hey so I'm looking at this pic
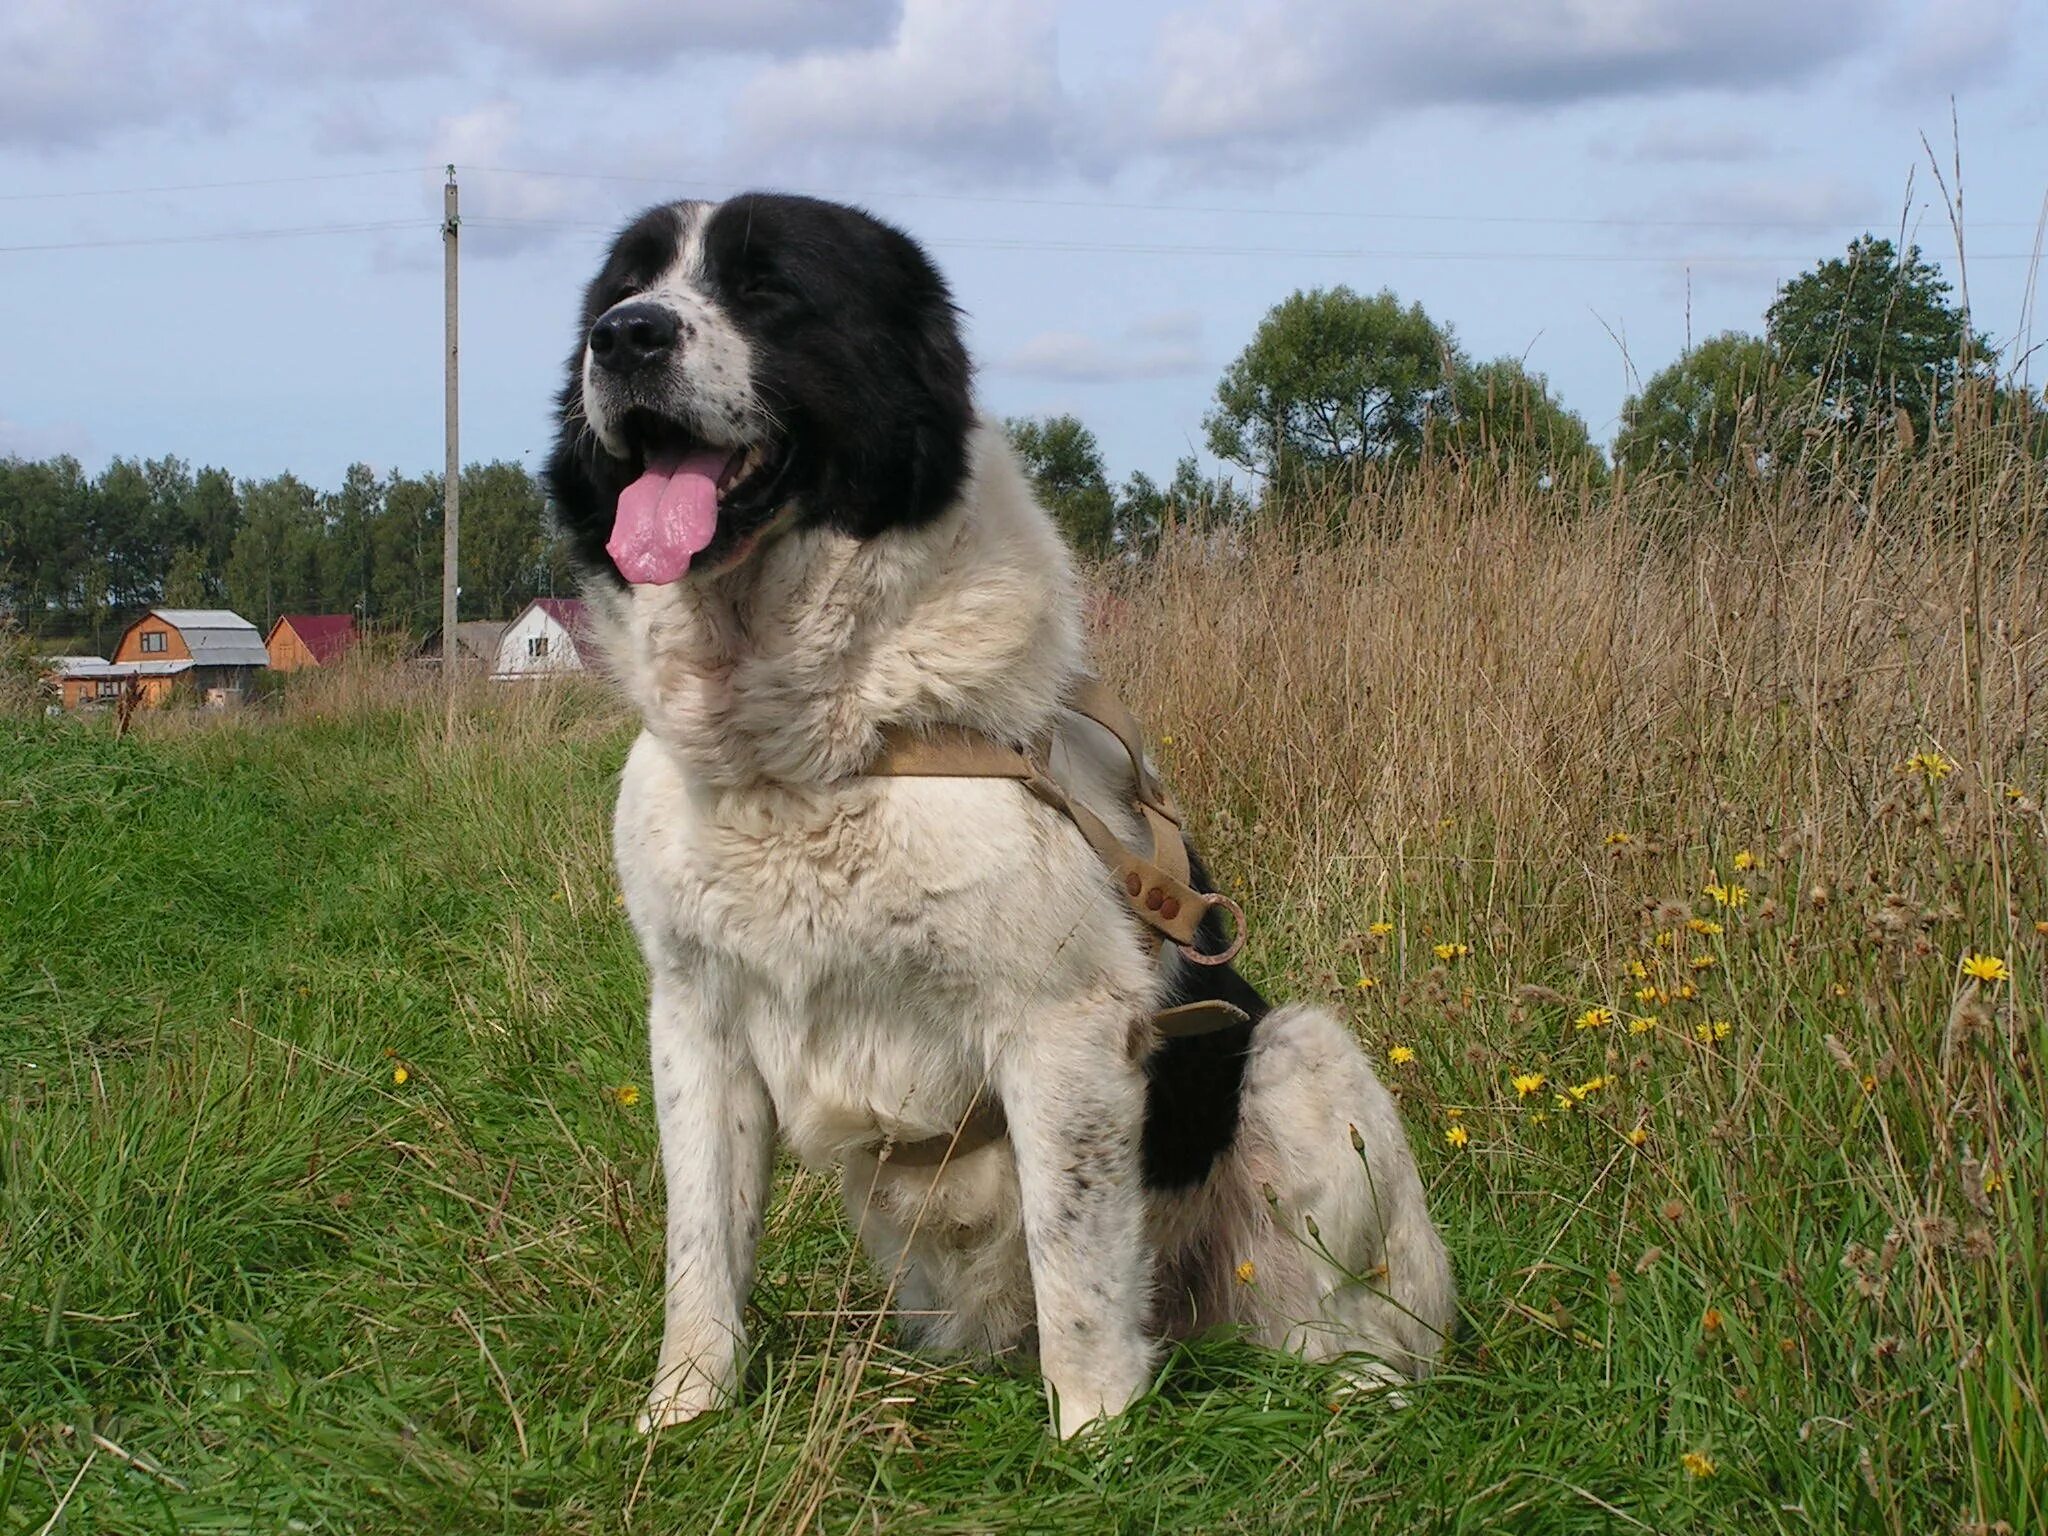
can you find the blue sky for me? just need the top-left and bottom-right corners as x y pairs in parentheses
(3, 0), (2043, 493)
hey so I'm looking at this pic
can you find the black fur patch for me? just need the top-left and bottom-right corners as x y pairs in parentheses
(545, 193), (974, 584)
(1140, 846), (1266, 1191)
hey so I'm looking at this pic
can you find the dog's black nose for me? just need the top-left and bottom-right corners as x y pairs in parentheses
(589, 302), (679, 372)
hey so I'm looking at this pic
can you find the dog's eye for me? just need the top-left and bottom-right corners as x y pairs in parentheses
(739, 269), (798, 306)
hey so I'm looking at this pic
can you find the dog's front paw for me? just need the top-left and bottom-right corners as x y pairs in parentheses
(636, 1378), (723, 1434)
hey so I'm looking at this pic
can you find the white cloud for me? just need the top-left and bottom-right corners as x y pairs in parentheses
(733, 0), (1077, 178)
(1889, 0), (2019, 92)
(1623, 120), (1773, 165)
(0, 0), (247, 148)
(460, 0), (895, 68)
(1000, 312), (1204, 382)
(1147, 0), (1876, 163)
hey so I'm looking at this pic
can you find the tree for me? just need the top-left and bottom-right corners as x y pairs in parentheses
(226, 474), (323, 630)
(372, 472), (443, 634)
(1442, 357), (1606, 483)
(459, 461), (567, 619)
(1004, 415), (1117, 558)
(1205, 286), (1458, 490)
(1765, 236), (1993, 448)
(1615, 332), (1779, 477)
(321, 463), (385, 619)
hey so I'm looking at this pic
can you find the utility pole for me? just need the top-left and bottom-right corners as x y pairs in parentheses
(441, 164), (461, 734)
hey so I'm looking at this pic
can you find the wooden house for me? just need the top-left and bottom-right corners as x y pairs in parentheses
(42, 657), (117, 710)
(416, 620), (507, 671)
(103, 608), (269, 707)
(264, 614), (359, 673)
(493, 598), (593, 680)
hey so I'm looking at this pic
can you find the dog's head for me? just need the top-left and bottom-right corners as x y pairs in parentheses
(547, 194), (974, 585)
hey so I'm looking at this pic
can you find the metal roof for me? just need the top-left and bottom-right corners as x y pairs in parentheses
(40, 656), (109, 676)
(270, 613), (359, 664)
(66, 660), (195, 679)
(144, 608), (270, 667)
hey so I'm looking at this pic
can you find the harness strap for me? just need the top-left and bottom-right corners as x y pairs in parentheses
(864, 683), (1254, 1169)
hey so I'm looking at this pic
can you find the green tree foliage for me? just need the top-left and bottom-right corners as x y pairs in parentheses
(1615, 332), (1779, 477)
(1441, 357), (1607, 483)
(1765, 235), (1994, 446)
(0, 453), (564, 643)
(1205, 286), (1457, 488)
(1005, 415), (1117, 558)
(460, 461), (572, 620)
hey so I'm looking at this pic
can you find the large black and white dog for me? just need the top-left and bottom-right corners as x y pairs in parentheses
(548, 194), (1454, 1438)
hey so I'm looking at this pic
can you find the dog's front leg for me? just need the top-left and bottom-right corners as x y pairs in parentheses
(639, 976), (775, 1432)
(996, 999), (1154, 1438)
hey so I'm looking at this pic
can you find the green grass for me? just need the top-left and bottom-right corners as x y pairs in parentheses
(3, 687), (2041, 1534)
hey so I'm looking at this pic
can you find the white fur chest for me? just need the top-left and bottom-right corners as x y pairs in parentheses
(614, 732), (1138, 1164)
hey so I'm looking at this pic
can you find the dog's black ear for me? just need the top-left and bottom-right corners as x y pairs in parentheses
(826, 228), (974, 541)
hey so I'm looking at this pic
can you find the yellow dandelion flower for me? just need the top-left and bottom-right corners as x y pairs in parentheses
(612, 1084), (642, 1107)
(1354, 975), (1379, 990)
(1511, 1071), (1547, 1098)
(1903, 751), (1953, 780)
(1628, 959), (1650, 980)
(1713, 1020), (1731, 1040)
(1702, 1307), (1723, 1334)
(1654, 929), (1674, 949)
(1732, 849), (1758, 871)
(1681, 1451), (1717, 1479)
(1984, 1167), (2004, 1193)
(2035, 921), (2048, 937)
(1235, 1260), (1256, 1284)
(392, 1065), (409, 1085)
(1387, 1045), (1415, 1066)
(1830, 982), (1852, 998)
(1673, 982), (1698, 1001)
(1553, 1093), (1575, 1112)
(1572, 1076), (1607, 1097)
(550, 890), (564, 902)
(1444, 1106), (1465, 1119)
(1628, 1015), (1658, 1035)
(1369, 920), (1395, 937)
(1635, 984), (1662, 1005)
(1704, 881), (1750, 909)
(1625, 1127), (1649, 1147)
(1444, 1123), (1470, 1149)
(1690, 954), (1717, 972)
(1686, 918), (1723, 936)
(1860, 1074), (1877, 1094)
(1960, 953), (2010, 984)
(1604, 830), (1634, 846)
(1574, 1007), (1614, 1031)
(1434, 942), (1470, 962)
(1159, 734), (1174, 747)
(612, 892), (626, 907)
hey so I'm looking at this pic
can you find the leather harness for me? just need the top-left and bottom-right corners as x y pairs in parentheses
(861, 678), (1252, 1166)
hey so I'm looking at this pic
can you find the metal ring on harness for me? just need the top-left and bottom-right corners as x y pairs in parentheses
(1179, 892), (1246, 967)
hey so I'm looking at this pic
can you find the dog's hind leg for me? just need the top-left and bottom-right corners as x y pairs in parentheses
(639, 976), (778, 1432)
(1224, 1003), (1456, 1387)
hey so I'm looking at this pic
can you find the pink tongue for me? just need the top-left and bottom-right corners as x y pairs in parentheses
(607, 449), (728, 584)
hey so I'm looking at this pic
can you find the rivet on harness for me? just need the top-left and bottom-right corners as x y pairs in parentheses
(862, 677), (1253, 1166)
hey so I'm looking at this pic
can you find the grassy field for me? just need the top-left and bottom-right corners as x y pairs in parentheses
(5, 459), (2046, 1532)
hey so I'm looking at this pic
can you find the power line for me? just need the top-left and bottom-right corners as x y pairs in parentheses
(0, 219), (432, 254)
(457, 215), (2046, 264)
(0, 168), (436, 202)
(460, 163), (2046, 233)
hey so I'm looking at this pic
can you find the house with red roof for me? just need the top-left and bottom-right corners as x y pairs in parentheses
(264, 614), (360, 673)
(493, 597), (596, 680)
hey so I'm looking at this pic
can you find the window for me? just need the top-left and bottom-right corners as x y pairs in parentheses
(528, 635), (550, 659)
(96, 678), (120, 699)
(140, 630), (166, 653)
